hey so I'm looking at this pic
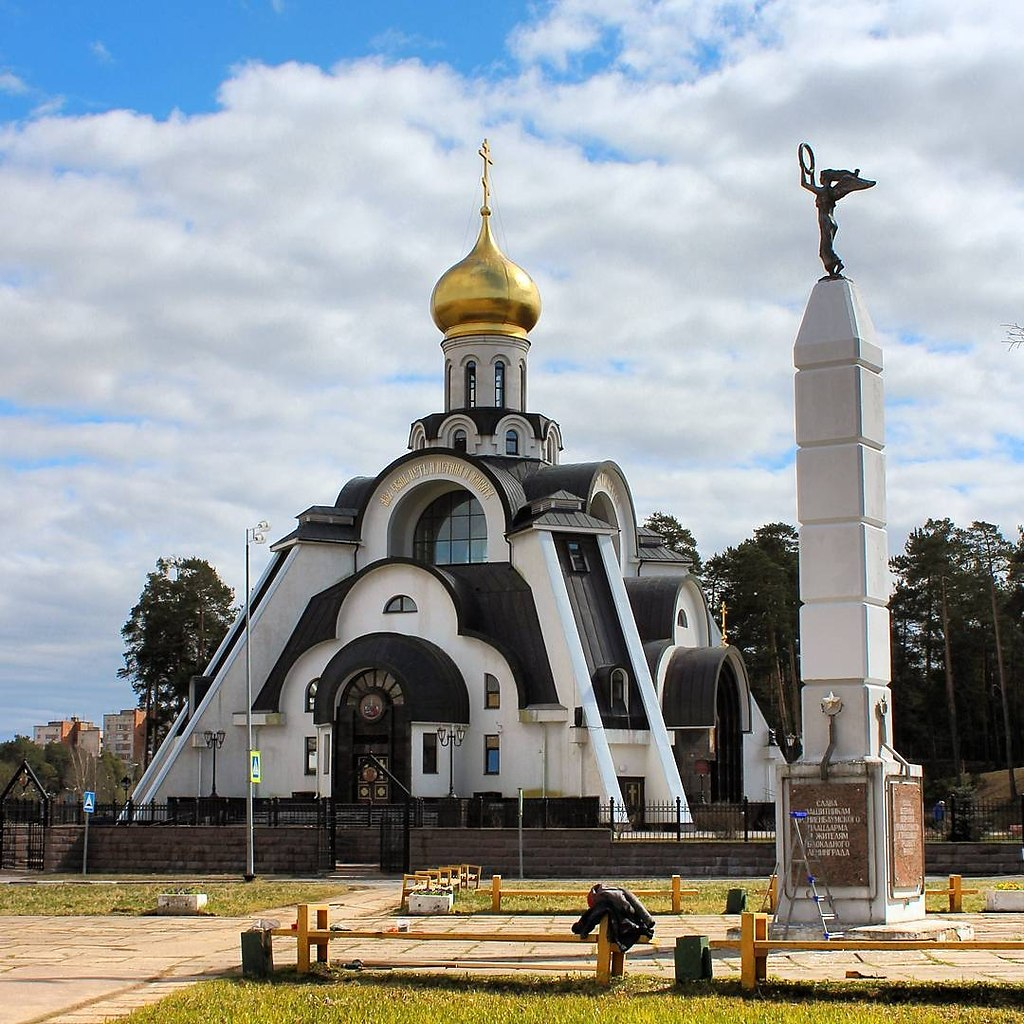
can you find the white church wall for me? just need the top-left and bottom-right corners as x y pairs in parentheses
(674, 579), (710, 647)
(743, 698), (783, 802)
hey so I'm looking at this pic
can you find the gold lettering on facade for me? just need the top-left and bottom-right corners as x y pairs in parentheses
(378, 459), (497, 507)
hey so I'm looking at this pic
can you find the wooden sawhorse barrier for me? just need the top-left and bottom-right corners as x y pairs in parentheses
(271, 903), (649, 985)
(712, 912), (1024, 990)
(489, 874), (696, 913)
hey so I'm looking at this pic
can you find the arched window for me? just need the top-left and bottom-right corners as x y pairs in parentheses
(413, 489), (487, 565)
(465, 361), (477, 408)
(384, 595), (417, 613)
(416, 436), (426, 450)
(445, 363), (452, 413)
(304, 678), (319, 714)
(519, 360), (526, 409)
(505, 429), (519, 456)
(610, 668), (629, 712)
(677, 608), (689, 628)
(494, 361), (506, 407)
(484, 673), (500, 709)
(453, 429), (468, 453)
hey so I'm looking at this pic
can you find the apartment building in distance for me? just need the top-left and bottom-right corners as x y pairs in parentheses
(102, 708), (147, 768)
(32, 717), (102, 758)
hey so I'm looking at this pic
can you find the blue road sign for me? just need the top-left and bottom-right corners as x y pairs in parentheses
(83, 791), (96, 814)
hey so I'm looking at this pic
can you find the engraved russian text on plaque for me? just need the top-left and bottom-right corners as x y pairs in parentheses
(789, 782), (869, 887)
(888, 778), (924, 892)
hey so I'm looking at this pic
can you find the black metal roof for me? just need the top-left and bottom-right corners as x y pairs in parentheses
(413, 408), (555, 441)
(254, 557), (557, 713)
(312, 632), (469, 726)
(624, 575), (688, 643)
(661, 645), (752, 731)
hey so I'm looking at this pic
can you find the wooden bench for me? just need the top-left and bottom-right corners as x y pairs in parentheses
(271, 903), (650, 984)
(712, 912), (1024, 990)
(401, 864), (481, 906)
(490, 874), (696, 913)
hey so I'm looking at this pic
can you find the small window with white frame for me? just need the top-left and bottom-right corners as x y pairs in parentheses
(484, 734), (500, 775)
(304, 736), (317, 776)
(384, 595), (417, 613)
(305, 678), (319, 714)
(610, 668), (629, 712)
(484, 673), (500, 709)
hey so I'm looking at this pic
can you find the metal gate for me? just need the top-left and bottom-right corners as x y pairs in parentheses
(0, 762), (50, 872)
(379, 802), (410, 873)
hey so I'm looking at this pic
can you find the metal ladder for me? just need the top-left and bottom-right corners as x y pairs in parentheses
(777, 810), (838, 938)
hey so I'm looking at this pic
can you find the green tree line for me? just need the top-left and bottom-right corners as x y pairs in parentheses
(645, 513), (1024, 792)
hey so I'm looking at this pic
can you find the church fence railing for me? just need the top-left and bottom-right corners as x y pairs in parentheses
(38, 793), (1024, 842)
(601, 798), (777, 842)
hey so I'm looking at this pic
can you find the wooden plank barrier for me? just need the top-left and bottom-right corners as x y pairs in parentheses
(711, 912), (1024, 991)
(762, 873), (976, 916)
(270, 903), (649, 985)
(923, 874), (980, 913)
(489, 874), (696, 913)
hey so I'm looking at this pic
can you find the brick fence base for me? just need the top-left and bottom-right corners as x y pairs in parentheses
(9, 824), (1020, 877)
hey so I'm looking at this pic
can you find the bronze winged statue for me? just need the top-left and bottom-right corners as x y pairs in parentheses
(799, 143), (875, 277)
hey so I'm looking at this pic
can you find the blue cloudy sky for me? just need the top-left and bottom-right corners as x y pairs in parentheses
(2, 0), (1022, 740)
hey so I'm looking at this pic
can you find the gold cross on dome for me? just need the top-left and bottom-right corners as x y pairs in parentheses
(720, 600), (728, 646)
(479, 138), (493, 213)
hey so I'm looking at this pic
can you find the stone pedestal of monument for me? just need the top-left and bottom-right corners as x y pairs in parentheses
(777, 277), (925, 929)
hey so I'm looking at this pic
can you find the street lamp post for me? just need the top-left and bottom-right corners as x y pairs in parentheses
(203, 729), (226, 797)
(244, 519), (269, 882)
(120, 774), (131, 805)
(436, 724), (466, 798)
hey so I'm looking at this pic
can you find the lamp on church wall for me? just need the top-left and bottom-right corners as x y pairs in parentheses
(437, 724), (466, 798)
(244, 519), (269, 881)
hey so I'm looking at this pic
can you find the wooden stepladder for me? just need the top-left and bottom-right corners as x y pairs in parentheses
(777, 810), (838, 938)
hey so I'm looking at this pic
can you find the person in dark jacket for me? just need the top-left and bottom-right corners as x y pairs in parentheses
(571, 883), (655, 952)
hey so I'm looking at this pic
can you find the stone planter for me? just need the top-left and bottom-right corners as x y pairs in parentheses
(984, 889), (1024, 912)
(407, 891), (453, 915)
(157, 892), (208, 915)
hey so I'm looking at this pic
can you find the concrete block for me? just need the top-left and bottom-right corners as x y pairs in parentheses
(794, 278), (883, 371)
(795, 364), (885, 448)
(799, 523), (891, 602)
(799, 602), (891, 683)
(796, 444), (886, 525)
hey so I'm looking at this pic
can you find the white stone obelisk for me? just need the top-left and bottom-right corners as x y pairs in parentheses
(776, 276), (925, 929)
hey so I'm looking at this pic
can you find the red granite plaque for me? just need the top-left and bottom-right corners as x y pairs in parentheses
(788, 782), (869, 887)
(889, 778), (924, 893)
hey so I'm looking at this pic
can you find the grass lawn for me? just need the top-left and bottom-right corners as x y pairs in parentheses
(0, 878), (349, 916)
(121, 975), (1024, 1023)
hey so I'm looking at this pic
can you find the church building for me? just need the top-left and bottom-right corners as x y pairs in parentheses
(133, 144), (778, 821)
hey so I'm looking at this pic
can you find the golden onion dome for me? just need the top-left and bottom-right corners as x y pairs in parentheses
(430, 141), (541, 340)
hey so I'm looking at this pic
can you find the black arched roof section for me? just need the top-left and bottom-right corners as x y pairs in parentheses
(624, 575), (688, 643)
(413, 408), (553, 441)
(312, 632), (469, 727)
(662, 645), (752, 732)
(253, 557), (557, 713)
(350, 448), (520, 538)
(335, 475), (377, 512)
(520, 459), (639, 532)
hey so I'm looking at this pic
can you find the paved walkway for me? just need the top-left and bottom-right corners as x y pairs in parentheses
(1, 879), (1022, 1024)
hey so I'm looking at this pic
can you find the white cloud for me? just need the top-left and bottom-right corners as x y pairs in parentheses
(2, 1), (1024, 738)
(0, 70), (28, 94)
(90, 40), (114, 65)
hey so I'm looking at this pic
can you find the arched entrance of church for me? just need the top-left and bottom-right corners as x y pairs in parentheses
(312, 632), (471, 804)
(661, 645), (752, 804)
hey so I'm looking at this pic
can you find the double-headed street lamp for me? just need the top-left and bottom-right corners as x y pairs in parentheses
(203, 729), (226, 797)
(436, 724), (466, 798)
(244, 519), (269, 882)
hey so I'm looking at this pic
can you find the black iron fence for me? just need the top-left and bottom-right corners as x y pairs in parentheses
(601, 798), (776, 841)
(20, 793), (1024, 842)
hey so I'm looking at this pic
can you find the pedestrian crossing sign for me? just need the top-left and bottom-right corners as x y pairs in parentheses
(250, 750), (262, 784)
(83, 791), (96, 814)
